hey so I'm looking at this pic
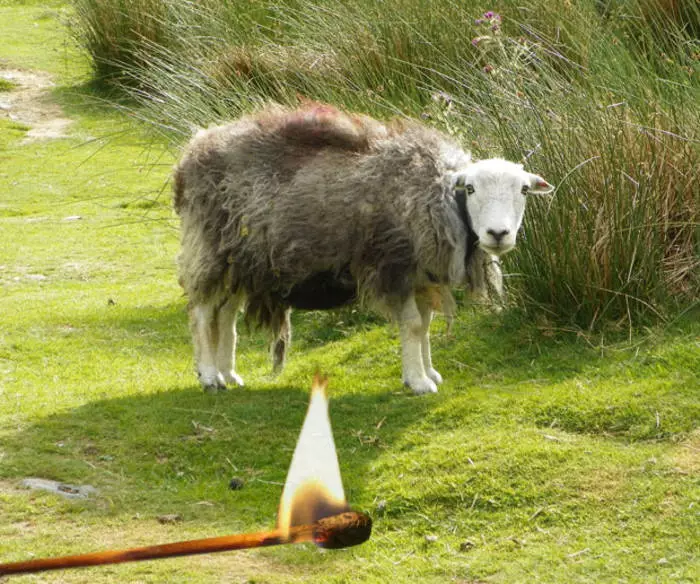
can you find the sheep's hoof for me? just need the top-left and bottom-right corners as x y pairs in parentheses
(271, 361), (286, 377)
(404, 376), (438, 395)
(222, 370), (245, 387)
(426, 368), (443, 385)
(199, 370), (227, 393)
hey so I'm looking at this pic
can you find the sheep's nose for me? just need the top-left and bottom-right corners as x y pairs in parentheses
(487, 228), (510, 243)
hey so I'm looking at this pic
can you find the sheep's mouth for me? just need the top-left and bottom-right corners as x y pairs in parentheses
(479, 241), (514, 256)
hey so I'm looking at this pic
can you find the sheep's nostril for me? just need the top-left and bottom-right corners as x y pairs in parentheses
(487, 229), (510, 243)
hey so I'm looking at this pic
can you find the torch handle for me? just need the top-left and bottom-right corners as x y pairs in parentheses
(0, 526), (313, 576)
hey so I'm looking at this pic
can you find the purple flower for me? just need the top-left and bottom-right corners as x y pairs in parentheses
(431, 90), (453, 105)
(475, 18), (483, 25)
(483, 11), (494, 19)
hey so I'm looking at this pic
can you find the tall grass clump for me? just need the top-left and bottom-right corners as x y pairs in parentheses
(71, 0), (236, 84)
(71, 0), (700, 330)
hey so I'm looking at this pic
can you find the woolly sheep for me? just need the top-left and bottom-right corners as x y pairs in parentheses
(173, 104), (554, 394)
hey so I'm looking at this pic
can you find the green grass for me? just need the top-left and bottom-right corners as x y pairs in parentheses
(0, 78), (18, 91)
(0, 1), (85, 82)
(1, 2), (699, 583)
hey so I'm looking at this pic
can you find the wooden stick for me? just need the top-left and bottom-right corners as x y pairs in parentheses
(0, 511), (371, 577)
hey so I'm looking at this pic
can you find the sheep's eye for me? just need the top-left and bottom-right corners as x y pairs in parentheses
(521, 185), (529, 195)
(466, 184), (475, 195)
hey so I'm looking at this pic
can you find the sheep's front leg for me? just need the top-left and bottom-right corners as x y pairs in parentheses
(216, 295), (244, 387)
(396, 295), (438, 395)
(191, 301), (226, 392)
(416, 299), (443, 385)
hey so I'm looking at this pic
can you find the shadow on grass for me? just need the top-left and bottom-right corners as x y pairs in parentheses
(51, 80), (184, 149)
(0, 380), (437, 526)
(51, 79), (137, 120)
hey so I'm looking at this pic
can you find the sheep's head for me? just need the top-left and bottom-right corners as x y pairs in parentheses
(452, 159), (554, 256)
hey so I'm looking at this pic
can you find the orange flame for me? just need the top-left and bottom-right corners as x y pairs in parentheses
(277, 374), (349, 540)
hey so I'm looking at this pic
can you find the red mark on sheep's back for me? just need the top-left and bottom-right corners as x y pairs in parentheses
(279, 106), (370, 152)
(255, 103), (379, 153)
(302, 103), (340, 117)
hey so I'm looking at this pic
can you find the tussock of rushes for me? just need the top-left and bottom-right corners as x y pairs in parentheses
(70, 0), (700, 329)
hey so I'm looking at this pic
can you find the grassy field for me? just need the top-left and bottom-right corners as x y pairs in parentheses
(1, 2), (699, 583)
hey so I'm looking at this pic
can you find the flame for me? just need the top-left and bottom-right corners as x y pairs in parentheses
(277, 374), (348, 539)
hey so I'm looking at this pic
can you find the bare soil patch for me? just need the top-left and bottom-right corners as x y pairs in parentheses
(0, 68), (73, 141)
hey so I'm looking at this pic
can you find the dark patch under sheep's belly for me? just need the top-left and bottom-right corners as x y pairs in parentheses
(283, 270), (357, 310)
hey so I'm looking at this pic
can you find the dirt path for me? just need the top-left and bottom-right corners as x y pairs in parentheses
(0, 68), (73, 141)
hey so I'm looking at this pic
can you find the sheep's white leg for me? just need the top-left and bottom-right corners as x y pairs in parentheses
(216, 295), (244, 387)
(191, 301), (226, 392)
(396, 295), (438, 395)
(271, 307), (292, 374)
(416, 299), (443, 385)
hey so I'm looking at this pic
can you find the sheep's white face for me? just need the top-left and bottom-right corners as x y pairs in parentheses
(453, 159), (554, 256)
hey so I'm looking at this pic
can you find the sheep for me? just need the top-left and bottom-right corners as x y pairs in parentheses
(173, 104), (554, 394)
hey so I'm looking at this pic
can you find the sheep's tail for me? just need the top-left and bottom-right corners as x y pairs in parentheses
(173, 164), (186, 214)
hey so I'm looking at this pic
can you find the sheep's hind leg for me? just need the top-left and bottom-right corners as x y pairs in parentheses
(395, 295), (438, 395)
(416, 299), (443, 385)
(191, 300), (227, 392)
(216, 294), (245, 387)
(270, 307), (292, 374)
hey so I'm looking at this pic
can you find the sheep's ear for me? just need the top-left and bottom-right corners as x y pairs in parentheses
(527, 173), (554, 194)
